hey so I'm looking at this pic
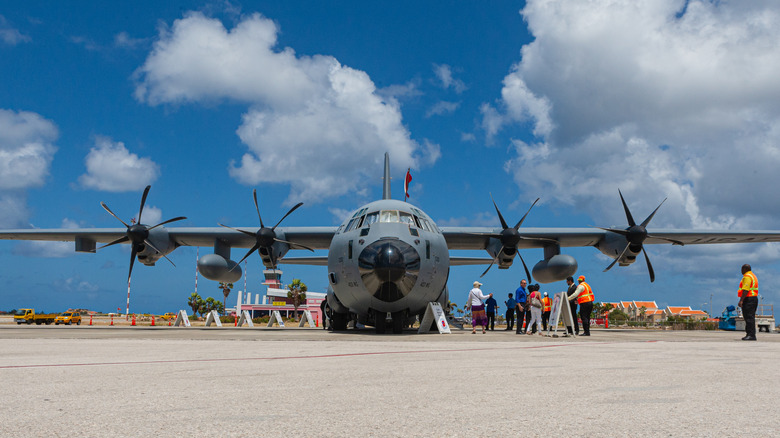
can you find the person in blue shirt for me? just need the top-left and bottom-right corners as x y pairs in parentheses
(485, 295), (498, 331)
(514, 279), (528, 334)
(504, 293), (517, 331)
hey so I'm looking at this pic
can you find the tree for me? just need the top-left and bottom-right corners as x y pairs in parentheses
(218, 282), (233, 315)
(639, 306), (647, 322)
(287, 279), (308, 321)
(188, 293), (203, 317)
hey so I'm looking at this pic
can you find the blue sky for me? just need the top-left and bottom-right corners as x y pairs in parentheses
(2, 1), (780, 316)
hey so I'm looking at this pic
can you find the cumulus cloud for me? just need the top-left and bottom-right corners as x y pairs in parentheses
(0, 15), (30, 45)
(78, 137), (160, 192)
(0, 109), (58, 228)
(134, 11), (436, 204)
(485, 0), (780, 231)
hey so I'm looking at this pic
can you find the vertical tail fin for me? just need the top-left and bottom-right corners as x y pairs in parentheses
(382, 152), (391, 200)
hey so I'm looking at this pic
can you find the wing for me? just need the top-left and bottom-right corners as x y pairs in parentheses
(441, 227), (780, 250)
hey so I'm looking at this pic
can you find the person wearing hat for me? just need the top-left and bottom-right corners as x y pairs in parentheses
(567, 275), (595, 336)
(466, 281), (493, 334)
(541, 291), (552, 331)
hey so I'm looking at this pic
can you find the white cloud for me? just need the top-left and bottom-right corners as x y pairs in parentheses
(0, 15), (30, 45)
(134, 11), (435, 204)
(433, 64), (466, 94)
(78, 137), (160, 192)
(0, 109), (58, 190)
(426, 101), (460, 118)
(0, 193), (30, 228)
(487, 0), (780, 232)
(139, 205), (162, 226)
(114, 31), (148, 49)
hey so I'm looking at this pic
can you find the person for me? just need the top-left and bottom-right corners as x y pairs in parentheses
(485, 294), (498, 331)
(738, 264), (758, 341)
(541, 292), (552, 331)
(567, 275), (594, 336)
(515, 279), (528, 334)
(467, 281), (493, 334)
(565, 276), (580, 335)
(504, 293), (516, 331)
(526, 284), (544, 335)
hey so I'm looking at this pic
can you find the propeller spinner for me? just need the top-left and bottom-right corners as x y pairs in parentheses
(598, 189), (683, 282)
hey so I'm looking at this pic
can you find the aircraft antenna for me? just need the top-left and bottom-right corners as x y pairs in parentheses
(382, 152), (391, 200)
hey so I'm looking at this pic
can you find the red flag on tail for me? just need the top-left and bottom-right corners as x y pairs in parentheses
(404, 168), (412, 200)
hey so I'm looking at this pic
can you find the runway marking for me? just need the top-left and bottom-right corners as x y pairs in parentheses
(0, 341), (638, 370)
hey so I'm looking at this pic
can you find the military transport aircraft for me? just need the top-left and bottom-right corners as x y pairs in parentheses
(3, 153), (780, 333)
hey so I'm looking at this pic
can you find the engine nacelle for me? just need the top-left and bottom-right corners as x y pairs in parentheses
(532, 254), (578, 284)
(197, 254), (242, 283)
(136, 227), (176, 266)
(596, 232), (639, 266)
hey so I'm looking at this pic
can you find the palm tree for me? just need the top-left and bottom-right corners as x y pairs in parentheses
(287, 279), (308, 321)
(218, 282), (233, 315)
(187, 292), (202, 318)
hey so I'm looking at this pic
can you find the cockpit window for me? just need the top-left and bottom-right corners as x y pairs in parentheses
(418, 218), (432, 232)
(364, 212), (379, 226)
(399, 212), (414, 225)
(346, 215), (364, 232)
(380, 210), (399, 223)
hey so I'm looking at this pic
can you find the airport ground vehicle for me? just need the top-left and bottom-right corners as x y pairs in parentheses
(160, 313), (177, 321)
(13, 308), (56, 325)
(721, 304), (775, 332)
(54, 312), (82, 325)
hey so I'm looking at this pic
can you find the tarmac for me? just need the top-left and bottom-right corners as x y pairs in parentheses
(1, 324), (778, 437)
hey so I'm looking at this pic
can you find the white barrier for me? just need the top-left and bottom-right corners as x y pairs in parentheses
(417, 302), (451, 334)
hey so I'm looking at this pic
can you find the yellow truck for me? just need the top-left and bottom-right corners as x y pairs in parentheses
(54, 311), (82, 325)
(14, 308), (56, 325)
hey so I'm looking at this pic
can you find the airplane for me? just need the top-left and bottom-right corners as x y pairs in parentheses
(3, 153), (780, 334)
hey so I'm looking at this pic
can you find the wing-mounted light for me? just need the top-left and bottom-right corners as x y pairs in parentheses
(219, 189), (314, 269)
(596, 189), (683, 282)
(98, 185), (186, 283)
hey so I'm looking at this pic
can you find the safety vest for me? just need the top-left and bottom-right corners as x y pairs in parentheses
(542, 296), (552, 312)
(577, 282), (595, 304)
(738, 271), (758, 298)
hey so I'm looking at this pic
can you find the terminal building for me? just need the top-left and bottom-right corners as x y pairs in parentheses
(233, 269), (325, 324)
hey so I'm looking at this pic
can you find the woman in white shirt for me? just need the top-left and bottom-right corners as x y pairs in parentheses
(467, 281), (493, 334)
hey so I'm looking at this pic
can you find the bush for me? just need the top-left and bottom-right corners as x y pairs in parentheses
(220, 315), (236, 324)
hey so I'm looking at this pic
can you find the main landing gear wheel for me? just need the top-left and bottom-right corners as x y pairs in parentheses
(391, 311), (405, 334)
(374, 313), (387, 334)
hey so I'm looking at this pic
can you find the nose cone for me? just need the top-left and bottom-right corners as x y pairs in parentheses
(358, 239), (420, 302)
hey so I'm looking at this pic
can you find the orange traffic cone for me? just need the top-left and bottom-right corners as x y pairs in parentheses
(234, 315), (238, 327)
(131, 314), (136, 326)
(89, 315), (93, 326)
(151, 315), (155, 326)
(110, 315), (114, 326)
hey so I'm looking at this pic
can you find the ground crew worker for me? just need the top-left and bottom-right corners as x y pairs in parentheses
(567, 275), (594, 336)
(541, 292), (552, 331)
(738, 264), (758, 341)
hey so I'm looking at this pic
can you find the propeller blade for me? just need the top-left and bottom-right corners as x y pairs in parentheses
(647, 234), (685, 246)
(642, 247), (656, 282)
(143, 239), (176, 267)
(274, 237), (314, 252)
(148, 216), (187, 231)
(514, 198), (540, 230)
(603, 243), (631, 272)
(137, 185), (151, 224)
(218, 223), (257, 238)
(101, 202), (130, 228)
(618, 189), (636, 227)
(128, 247), (137, 285)
(639, 197), (668, 228)
(490, 194), (509, 230)
(480, 258), (496, 278)
(272, 202), (304, 230)
(98, 235), (130, 250)
(253, 189), (265, 229)
(517, 252), (532, 284)
(595, 226), (629, 237)
(234, 243), (260, 267)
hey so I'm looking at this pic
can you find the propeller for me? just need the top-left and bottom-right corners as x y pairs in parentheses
(597, 189), (684, 282)
(478, 195), (542, 282)
(98, 185), (187, 313)
(219, 189), (313, 269)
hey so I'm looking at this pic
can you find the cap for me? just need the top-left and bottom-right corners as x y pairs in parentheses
(578, 275), (585, 282)
(543, 292), (548, 296)
(473, 281), (482, 287)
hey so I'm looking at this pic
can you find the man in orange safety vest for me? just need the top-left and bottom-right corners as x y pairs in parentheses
(738, 264), (758, 341)
(567, 275), (595, 336)
(541, 292), (552, 331)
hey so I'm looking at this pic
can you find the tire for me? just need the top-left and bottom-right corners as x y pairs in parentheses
(77, 321), (81, 325)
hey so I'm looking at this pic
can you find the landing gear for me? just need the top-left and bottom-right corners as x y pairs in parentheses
(391, 311), (405, 334)
(374, 313), (387, 334)
(331, 312), (349, 331)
